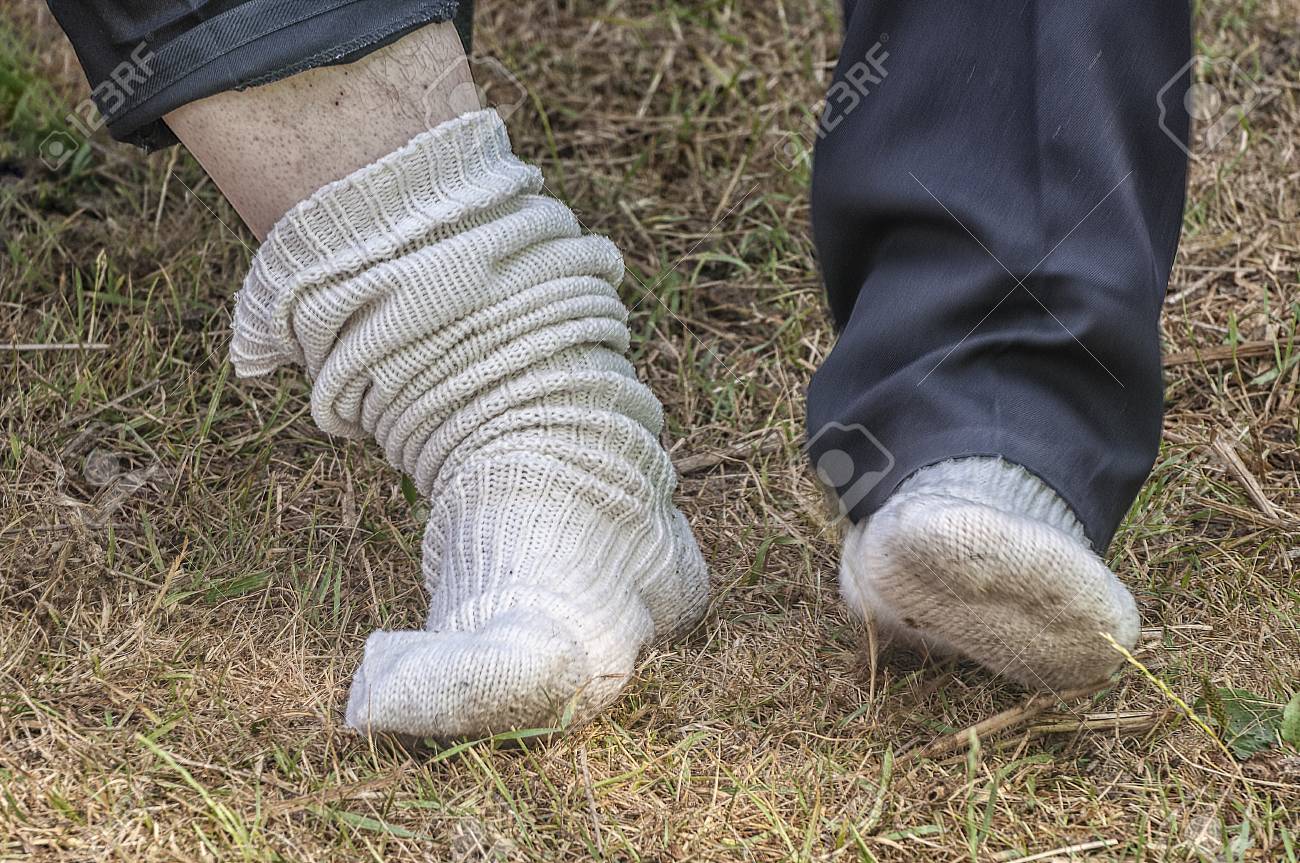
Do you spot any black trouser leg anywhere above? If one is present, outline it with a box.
[805,0,1192,551]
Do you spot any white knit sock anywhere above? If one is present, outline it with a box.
[840,457,1139,690]
[230,110,709,738]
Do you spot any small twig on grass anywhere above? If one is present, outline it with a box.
[578,746,605,855]
[672,430,784,476]
[996,838,1119,862]
[1209,430,1286,521]
[265,774,402,817]
[1103,633,1236,764]
[1192,495,1293,531]
[0,521,132,537]
[0,342,110,351]
[1162,339,1280,367]
[897,682,1110,765]
[1025,709,1168,736]
[60,377,159,428]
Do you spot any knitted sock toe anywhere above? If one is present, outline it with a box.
[232,110,709,738]
[840,457,1139,690]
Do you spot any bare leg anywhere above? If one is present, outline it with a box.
[165,22,474,239]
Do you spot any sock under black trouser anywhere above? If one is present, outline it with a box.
[804,0,1192,551]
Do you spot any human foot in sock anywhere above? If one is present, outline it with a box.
[229,110,709,738]
[839,458,1139,690]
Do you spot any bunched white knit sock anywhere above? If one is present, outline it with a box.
[230,109,709,738]
[840,458,1139,689]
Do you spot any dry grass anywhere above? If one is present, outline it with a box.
[2,1,1298,860]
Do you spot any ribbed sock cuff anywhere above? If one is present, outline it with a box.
[230,109,542,378]
[893,457,1090,546]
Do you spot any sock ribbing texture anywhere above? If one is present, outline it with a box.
[840,457,1139,690]
[231,109,709,738]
